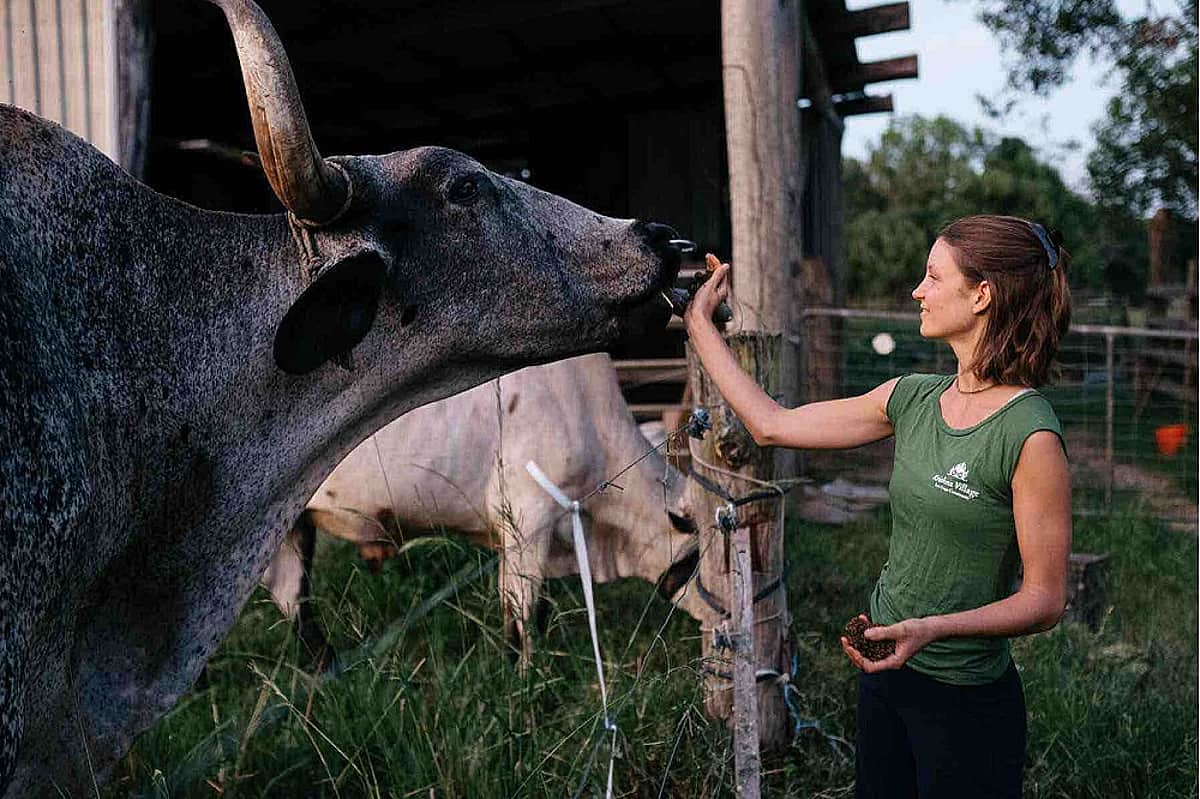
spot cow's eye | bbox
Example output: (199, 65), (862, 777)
(448, 174), (482, 205)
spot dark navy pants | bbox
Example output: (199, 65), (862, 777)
(855, 662), (1026, 799)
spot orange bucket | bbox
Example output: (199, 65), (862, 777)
(1154, 424), (1188, 457)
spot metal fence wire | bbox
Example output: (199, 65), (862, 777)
(795, 308), (1198, 530)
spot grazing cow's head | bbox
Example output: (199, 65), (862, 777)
(209, 0), (680, 377)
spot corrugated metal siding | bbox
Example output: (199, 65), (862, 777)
(2, 0), (117, 161)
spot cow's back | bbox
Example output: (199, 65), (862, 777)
(306, 354), (638, 546)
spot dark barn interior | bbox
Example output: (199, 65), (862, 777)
(142, 0), (913, 412)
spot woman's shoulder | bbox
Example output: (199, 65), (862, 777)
(1004, 388), (1063, 432)
(886, 373), (952, 422)
(996, 388), (1067, 469)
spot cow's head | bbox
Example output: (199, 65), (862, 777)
(208, 0), (680, 376)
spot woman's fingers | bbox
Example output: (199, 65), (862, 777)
(710, 269), (729, 301)
(840, 636), (867, 671)
(864, 622), (893, 641)
(690, 261), (729, 310)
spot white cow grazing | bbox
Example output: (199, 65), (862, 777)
(261, 353), (705, 661)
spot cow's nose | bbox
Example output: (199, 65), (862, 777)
(642, 222), (680, 249)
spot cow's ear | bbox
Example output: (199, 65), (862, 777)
(273, 252), (386, 375)
(656, 544), (700, 600)
(667, 511), (697, 534)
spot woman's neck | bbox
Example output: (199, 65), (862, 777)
(946, 325), (990, 391)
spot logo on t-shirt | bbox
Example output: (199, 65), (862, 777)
(931, 461), (980, 500)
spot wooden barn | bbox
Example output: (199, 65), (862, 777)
(3, 0), (916, 417)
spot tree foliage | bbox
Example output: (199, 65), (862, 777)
(957, 0), (1198, 217)
(844, 115), (1148, 301)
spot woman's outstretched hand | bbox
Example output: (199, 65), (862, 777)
(840, 614), (937, 673)
(683, 253), (731, 335)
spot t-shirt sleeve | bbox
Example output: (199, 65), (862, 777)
(886, 374), (941, 427)
(1002, 394), (1067, 482)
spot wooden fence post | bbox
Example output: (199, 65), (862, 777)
(690, 336), (792, 754)
(689, 0), (802, 759)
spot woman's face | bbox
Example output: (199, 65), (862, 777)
(912, 238), (986, 340)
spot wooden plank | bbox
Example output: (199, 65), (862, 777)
(34, 0), (62, 124)
(613, 358), (689, 386)
(614, 366), (688, 387)
(730, 525), (761, 799)
(86, 0), (111, 159)
(0, 0), (11, 104)
(627, 403), (687, 420)
(9, 0), (38, 114)
(822, 2), (909, 38)
(59, 0), (87, 137)
(613, 358), (689, 371)
(837, 93), (893, 117)
(617, 371), (688, 387)
(836, 54), (918, 89)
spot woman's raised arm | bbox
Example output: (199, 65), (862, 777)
(684, 259), (898, 451)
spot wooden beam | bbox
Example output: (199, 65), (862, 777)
(823, 2), (909, 38)
(837, 93), (893, 116)
(836, 54), (918, 89)
(627, 402), (687, 420)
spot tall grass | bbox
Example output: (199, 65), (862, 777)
(103, 502), (1197, 798)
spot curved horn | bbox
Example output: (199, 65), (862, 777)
(206, 0), (350, 225)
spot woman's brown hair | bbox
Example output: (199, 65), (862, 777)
(938, 215), (1072, 387)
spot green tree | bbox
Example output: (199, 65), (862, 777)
(968, 136), (1138, 291)
(1087, 7), (1198, 217)
(855, 116), (989, 232)
(845, 210), (930, 300)
(958, 0), (1198, 217)
(843, 116), (1145, 300)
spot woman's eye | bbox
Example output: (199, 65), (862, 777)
(448, 176), (481, 205)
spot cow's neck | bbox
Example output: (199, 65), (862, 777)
(166, 215), (488, 564)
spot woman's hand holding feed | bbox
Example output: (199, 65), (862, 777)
(684, 254), (731, 335)
(841, 614), (937, 674)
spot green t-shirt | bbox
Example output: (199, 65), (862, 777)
(869, 373), (1065, 685)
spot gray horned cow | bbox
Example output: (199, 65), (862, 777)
(0, 0), (681, 793)
(260, 353), (708, 663)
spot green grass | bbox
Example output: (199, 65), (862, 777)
(103, 503), (1197, 798)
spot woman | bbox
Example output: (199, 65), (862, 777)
(683, 215), (1072, 798)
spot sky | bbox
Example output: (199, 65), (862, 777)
(841, 0), (1171, 195)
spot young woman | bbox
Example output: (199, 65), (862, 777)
(683, 215), (1073, 798)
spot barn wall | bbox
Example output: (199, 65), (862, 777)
(2, 0), (119, 162)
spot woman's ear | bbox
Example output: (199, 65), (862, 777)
(972, 280), (992, 315)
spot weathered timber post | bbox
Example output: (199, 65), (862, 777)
(115, 0), (154, 180)
(689, 0), (802, 756)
